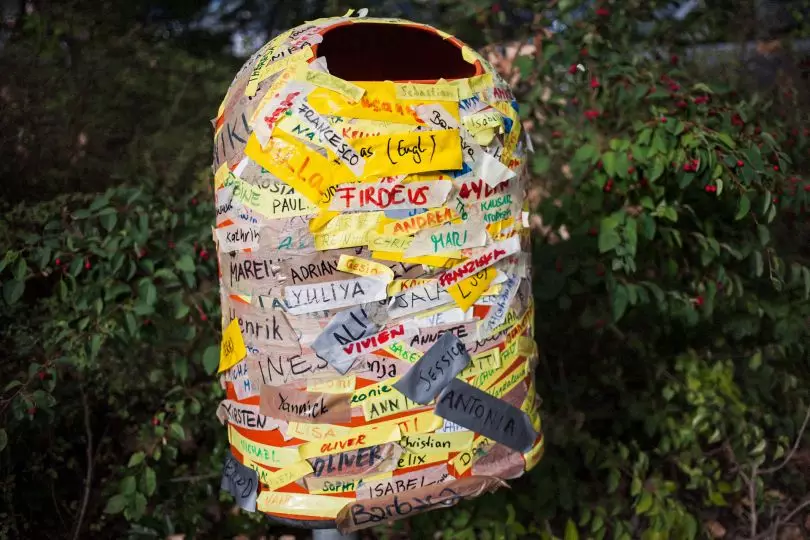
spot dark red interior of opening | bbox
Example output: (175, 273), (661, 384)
(316, 23), (477, 82)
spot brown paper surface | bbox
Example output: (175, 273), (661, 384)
(472, 443), (525, 479)
(336, 475), (506, 533)
(260, 384), (352, 424)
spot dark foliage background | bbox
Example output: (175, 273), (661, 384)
(2, 1), (810, 539)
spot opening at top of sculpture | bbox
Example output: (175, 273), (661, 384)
(212, 11), (544, 534)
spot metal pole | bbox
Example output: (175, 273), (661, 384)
(312, 528), (358, 540)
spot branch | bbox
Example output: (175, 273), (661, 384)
(169, 472), (219, 483)
(761, 402), (810, 475)
(71, 386), (93, 540)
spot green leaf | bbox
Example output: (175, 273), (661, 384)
(121, 475), (137, 495)
(564, 519), (579, 540)
(757, 225), (770, 246)
(598, 214), (624, 253)
(202, 345), (220, 374)
(636, 492), (653, 514)
(143, 466), (156, 496)
(12, 258), (27, 280)
(715, 132), (736, 149)
(602, 151), (617, 177)
(0, 428), (7, 452)
(170, 424), (185, 440)
(532, 154), (551, 174)
(749, 351), (763, 370)
(612, 285), (629, 322)
(3, 280), (24, 305)
(573, 143), (598, 164)
(735, 195), (750, 220)
(100, 212), (118, 232)
(176, 255), (195, 273)
(104, 494), (128, 515)
(138, 279), (157, 306)
(128, 451), (145, 468)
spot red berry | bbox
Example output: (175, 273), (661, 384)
(55, 258), (61, 266)
(588, 227), (598, 236)
(596, 7), (610, 16)
(38, 371), (46, 380)
(84, 261), (91, 270)
(200, 313), (208, 321)
(552, 131), (563, 138)
(704, 185), (712, 192)
(151, 417), (160, 426)
(671, 54), (679, 65)
(676, 100), (687, 108)
(755, 126), (762, 134)
(191, 198), (198, 205)
(773, 165), (779, 171)
(590, 77), (600, 89)
(28, 407), (36, 415)
(628, 166), (635, 174)
(737, 160), (744, 167)
(695, 296), (704, 307)
(200, 249), (209, 260)
(568, 64), (578, 75)
(660, 116), (667, 123)
(805, 185), (810, 192)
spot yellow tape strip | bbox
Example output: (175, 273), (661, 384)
(219, 319), (247, 373)
(337, 254), (394, 282)
(397, 451), (450, 469)
(286, 422), (353, 442)
(400, 431), (473, 454)
(383, 341), (423, 365)
(245, 46), (313, 97)
(256, 459), (313, 491)
(228, 425), (301, 468)
(257, 491), (347, 518)
(297, 425), (401, 460)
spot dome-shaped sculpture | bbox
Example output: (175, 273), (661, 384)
(213, 12), (544, 533)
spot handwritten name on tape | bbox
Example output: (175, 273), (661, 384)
(435, 378), (538, 453)
(221, 450), (258, 512)
(330, 179), (454, 212)
(216, 399), (280, 431)
(228, 425), (301, 468)
(341, 322), (416, 362)
(384, 340), (423, 364)
(387, 281), (454, 320)
(381, 205), (456, 237)
(447, 267), (497, 311)
(285, 421), (352, 442)
(395, 83), (459, 102)
(297, 69), (365, 102)
(256, 459), (313, 491)
(356, 463), (452, 500)
(219, 318), (248, 373)
(307, 373), (357, 394)
(404, 223), (488, 258)
(222, 173), (316, 221)
(337, 254), (395, 282)
(397, 450), (449, 469)
(304, 472), (378, 495)
(311, 303), (383, 373)
(394, 332), (471, 405)
(298, 425), (401, 460)
(438, 236), (520, 288)
(336, 476), (506, 533)
(260, 385), (352, 424)
(361, 388), (426, 421)
(257, 490), (347, 518)
(400, 431), (474, 453)
(284, 276), (388, 315)
(291, 96), (365, 176)
(308, 441), (403, 479)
